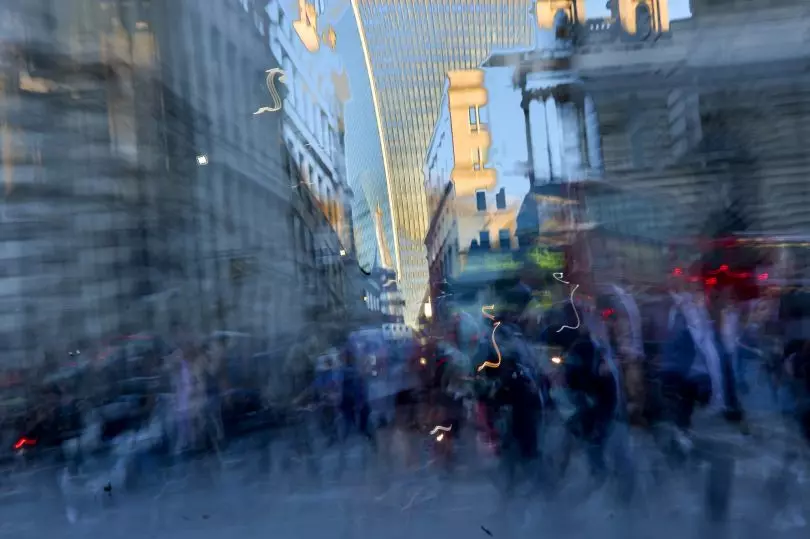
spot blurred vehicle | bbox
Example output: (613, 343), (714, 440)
(1, 395), (30, 465)
(671, 233), (810, 299)
(93, 333), (172, 438)
(10, 334), (170, 463)
(11, 366), (85, 463)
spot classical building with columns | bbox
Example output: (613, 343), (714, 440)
(554, 0), (810, 272)
(505, 1), (681, 286)
(427, 0), (810, 299)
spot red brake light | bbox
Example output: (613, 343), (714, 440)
(758, 273), (769, 281)
(706, 277), (718, 286)
(14, 437), (35, 450)
(719, 265), (729, 272)
(673, 268), (683, 276)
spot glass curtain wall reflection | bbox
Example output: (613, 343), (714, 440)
(351, 0), (533, 324)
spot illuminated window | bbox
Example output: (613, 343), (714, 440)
(227, 42), (238, 142)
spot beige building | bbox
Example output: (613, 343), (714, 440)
(424, 68), (528, 320)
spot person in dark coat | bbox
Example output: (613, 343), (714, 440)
(706, 286), (746, 424)
(541, 302), (618, 480)
(778, 286), (810, 445)
(340, 347), (375, 447)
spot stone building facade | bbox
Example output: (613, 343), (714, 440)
(0, 0), (358, 370)
(566, 0), (810, 243)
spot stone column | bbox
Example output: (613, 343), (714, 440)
(524, 67), (599, 183)
(527, 96), (551, 183)
(558, 98), (584, 179)
(584, 95), (603, 173)
(545, 95), (563, 180)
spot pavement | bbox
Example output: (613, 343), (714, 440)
(1, 403), (809, 539)
(2, 462), (806, 539)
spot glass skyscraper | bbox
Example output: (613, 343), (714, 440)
(350, 0), (533, 323)
(337, 9), (395, 275)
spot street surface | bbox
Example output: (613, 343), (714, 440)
(1, 414), (808, 539)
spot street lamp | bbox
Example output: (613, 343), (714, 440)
(424, 300), (433, 320)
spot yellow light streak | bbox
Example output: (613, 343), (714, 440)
(477, 305), (501, 372)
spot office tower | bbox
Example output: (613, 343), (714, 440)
(336, 9), (396, 278)
(350, 0), (533, 324)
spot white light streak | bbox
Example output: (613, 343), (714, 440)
(552, 273), (581, 332)
(253, 69), (286, 115)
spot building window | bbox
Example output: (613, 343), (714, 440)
(475, 189), (486, 211)
(479, 230), (490, 249)
(499, 229), (510, 251)
(293, 216), (302, 282)
(227, 42), (238, 142)
(473, 148), (482, 170)
(496, 187), (506, 210)
(469, 106), (480, 131)
(478, 105), (488, 124)
(189, 12), (206, 103)
(635, 4), (653, 38)
(306, 229), (315, 264)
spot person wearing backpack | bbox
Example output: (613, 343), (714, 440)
(541, 302), (619, 484)
(340, 348), (375, 448)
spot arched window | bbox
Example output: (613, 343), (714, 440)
(635, 3), (653, 38)
(553, 9), (571, 40)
